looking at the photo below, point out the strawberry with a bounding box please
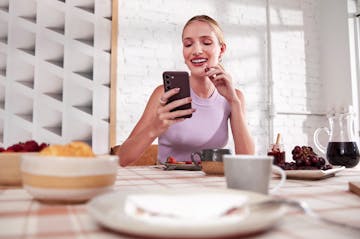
[39,143,49,151]
[23,140,39,152]
[3,149,14,152]
[166,156,177,164]
[2,140,49,153]
[7,144,23,152]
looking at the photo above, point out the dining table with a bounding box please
[0,165,360,239]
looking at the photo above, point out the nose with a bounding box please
[192,42,203,56]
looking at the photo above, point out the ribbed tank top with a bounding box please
[158,88,231,163]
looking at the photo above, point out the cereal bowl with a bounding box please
[0,152,38,185]
[194,149,231,175]
[21,155,118,203]
[201,161,225,175]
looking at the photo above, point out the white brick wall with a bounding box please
[115,0,332,160]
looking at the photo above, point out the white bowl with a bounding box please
[0,152,38,185]
[21,154,118,203]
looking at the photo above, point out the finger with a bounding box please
[211,74,228,87]
[205,65,222,72]
[160,109,195,121]
[163,87,180,99]
[205,67,222,79]
[159,88,181,106]
[159,96,167,106]
[165,97,192,111]
[209,72,223,83]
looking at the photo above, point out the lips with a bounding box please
[191,58,207,66]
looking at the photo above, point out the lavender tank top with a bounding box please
[158,88,231,163]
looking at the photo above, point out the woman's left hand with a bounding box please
[205,65,238,103]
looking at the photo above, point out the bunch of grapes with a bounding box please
[0,140,48,153]
[276,145,332,170]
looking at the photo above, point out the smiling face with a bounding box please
[182,20,225,77]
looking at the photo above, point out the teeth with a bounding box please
[191,59,207,63]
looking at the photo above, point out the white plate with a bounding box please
[164,162,202,171]
[279,166,345,180]
[87,189,286,238]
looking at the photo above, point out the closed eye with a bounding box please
[203,40,213,45]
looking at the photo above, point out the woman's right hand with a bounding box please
[116,86,194,167]
[152,87,195,135]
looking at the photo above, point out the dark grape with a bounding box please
[274,145,333,170]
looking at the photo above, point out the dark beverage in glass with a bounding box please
[326,141,360,168]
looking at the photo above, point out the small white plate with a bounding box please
[164,162,202,171]
[279,166,345,180]
[87,188,286,238]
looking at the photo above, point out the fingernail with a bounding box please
[175,88,180,91]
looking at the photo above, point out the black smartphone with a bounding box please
[162,71,192,118]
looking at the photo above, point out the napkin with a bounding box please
[124,193,249,224]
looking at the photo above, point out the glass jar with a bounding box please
[268,144,286,166]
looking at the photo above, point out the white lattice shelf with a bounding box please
[0,0,112,154]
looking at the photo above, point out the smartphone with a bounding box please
[162,71,192,118]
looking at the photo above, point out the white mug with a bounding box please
[223,155,286,194]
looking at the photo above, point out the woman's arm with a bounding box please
[205,65,255,154]
[116,85,195,166]
[229,89,255,154]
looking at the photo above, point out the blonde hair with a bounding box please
[182,15,225,45]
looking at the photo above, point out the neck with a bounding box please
[190,75,215,98]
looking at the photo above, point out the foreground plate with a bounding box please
[278,166,345,180]
[87,189,286,238]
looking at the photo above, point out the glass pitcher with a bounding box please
[313,111,360,168]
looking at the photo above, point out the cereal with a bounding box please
[40,141,94,157]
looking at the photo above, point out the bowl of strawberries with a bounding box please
[0,140,48,185]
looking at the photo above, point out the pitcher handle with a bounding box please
[313,127,329,154]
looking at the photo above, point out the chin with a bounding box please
[189,66,206,76]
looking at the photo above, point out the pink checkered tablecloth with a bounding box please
[1,166,360,239]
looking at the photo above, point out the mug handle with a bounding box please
[190,152,202,164]
[269,165,286,194]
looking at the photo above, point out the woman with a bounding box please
[116,15,255,166]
